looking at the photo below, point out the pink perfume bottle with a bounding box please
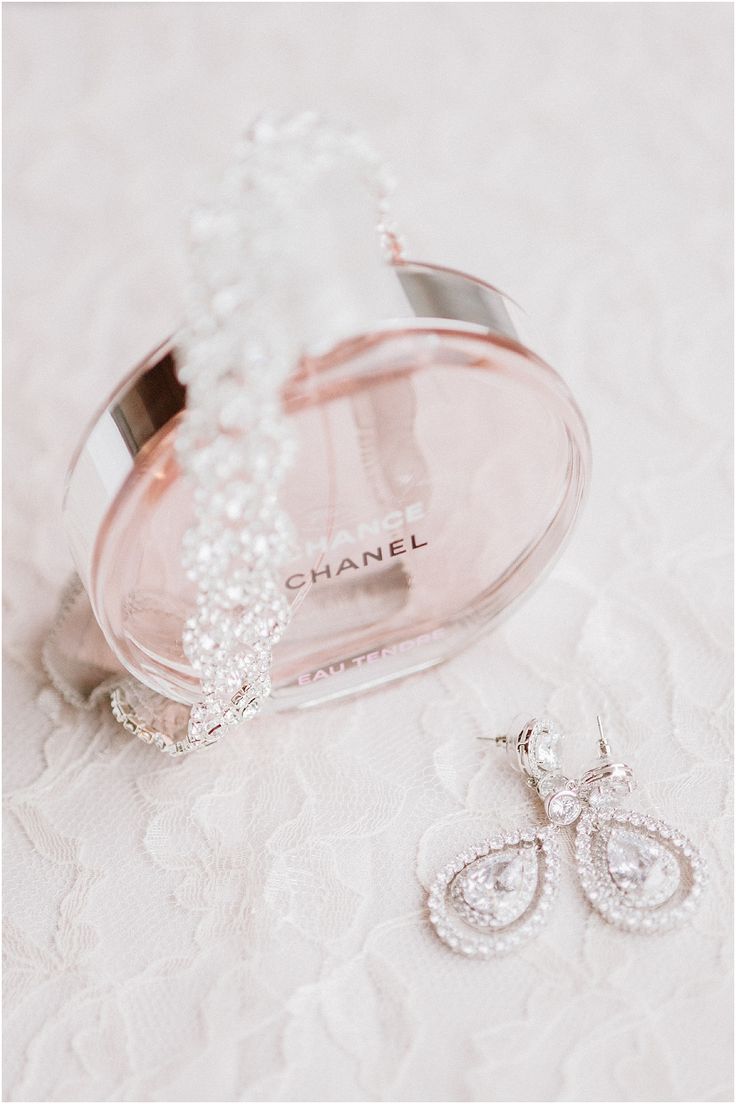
[63,258,590,711]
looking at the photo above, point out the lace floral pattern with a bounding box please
[3,4,732,1101]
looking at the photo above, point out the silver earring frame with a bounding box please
[427,716,706,957]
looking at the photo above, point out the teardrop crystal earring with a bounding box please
[426,716,706,957]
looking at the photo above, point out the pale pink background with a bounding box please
[3,4,733,1101]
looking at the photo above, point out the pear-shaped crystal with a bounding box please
[429,828,560,955]
[575,810,705,933]
[606,827,680,908]
[454,848,538,928]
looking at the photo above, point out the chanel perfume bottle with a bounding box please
[63,258,590,712]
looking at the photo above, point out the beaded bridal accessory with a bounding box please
[169,114,401,753]
[60,114,402,756]
[427,716,706,957]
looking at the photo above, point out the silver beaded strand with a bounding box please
[114,114,402,754]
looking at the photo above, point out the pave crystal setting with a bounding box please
[575,808,706,932]
[427,717,706,955]
[428,827,560,956]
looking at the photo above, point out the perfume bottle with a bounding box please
[63,258,590,711]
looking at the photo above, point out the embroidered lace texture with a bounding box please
[4,4,732,1101]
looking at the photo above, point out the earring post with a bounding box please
[596,714,611,760]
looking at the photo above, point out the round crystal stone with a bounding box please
[536,773,570,798]
[546,790,582,825]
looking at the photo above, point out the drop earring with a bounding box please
[426,716,706,957]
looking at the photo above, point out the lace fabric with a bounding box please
[3,3,733,1100]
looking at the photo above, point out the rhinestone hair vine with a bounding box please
[427,716,706,957]
[110,113,404,755]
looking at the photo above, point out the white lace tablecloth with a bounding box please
[4,5,732,1101]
